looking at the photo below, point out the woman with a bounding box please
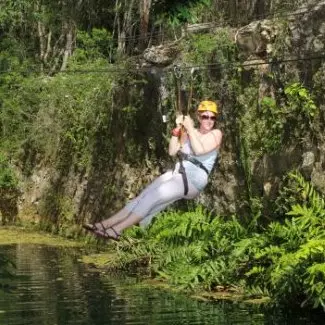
[83,100,223,240]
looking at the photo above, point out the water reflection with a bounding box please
[0,245,323,325]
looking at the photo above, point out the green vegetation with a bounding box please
[0,227,83,247]
[240,83,318,158]
[0,154,19,224]
[106,171,325,309]
[0,154,18,190]
[1,62,146,168]
[183,30,237,65]
[0,0,325,313]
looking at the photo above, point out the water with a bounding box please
[0,244,323,325]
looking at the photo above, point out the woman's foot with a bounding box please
[83,223,120,241]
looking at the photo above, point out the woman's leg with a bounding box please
[93,171,174,229]
[139,201,172,227]
[139,186,199,227]
[106,173,199,236]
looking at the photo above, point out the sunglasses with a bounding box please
[200,114,216,121]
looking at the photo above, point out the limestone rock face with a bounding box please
[288,0,325,54]
[235,1,325,60]
[143,44,180,66]
[231,1,325,213]
[235,20,278,58]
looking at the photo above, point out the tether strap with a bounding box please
[177,152,189,195]
[178,152,209,175]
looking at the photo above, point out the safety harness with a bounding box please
[177,151,209,195]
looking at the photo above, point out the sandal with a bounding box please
[102,226,120,242]
[82,223,120,241]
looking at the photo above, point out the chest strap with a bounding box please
[177,151,210,196]
[177,152,209,175]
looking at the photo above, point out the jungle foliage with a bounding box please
[110,171,325,310]
[1,0,325,312]
[0,0,304,73]
[239,82,318,158]
[0,154,19,224]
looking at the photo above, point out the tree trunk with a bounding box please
[60,20,74,71]
[116,0,136,56]
[139,0,152,51]
[37,21,45,71]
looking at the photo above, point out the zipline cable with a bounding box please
[175,53,325,72]
[49,52,325,74]
[1,52,325,76]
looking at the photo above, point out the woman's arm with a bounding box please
[168,130,182,156]
[168,114,185,156]
[183,115,222,155]
[187,128,222,155]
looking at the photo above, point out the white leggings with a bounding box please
[124,170,200,227]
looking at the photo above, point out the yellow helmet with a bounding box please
[197,100,218,114]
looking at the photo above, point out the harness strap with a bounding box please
[177,151,210,196]
[177,153,189,196]
[178,152,209,175]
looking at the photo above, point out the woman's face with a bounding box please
[198,111,216,132]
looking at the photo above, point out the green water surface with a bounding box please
[0,244,323,325]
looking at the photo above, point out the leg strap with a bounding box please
[179,161,189,196]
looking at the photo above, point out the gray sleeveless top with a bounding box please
[175,139,218,191]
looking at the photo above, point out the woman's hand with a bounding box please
[175,114,184,126]
[182,115,194,132]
